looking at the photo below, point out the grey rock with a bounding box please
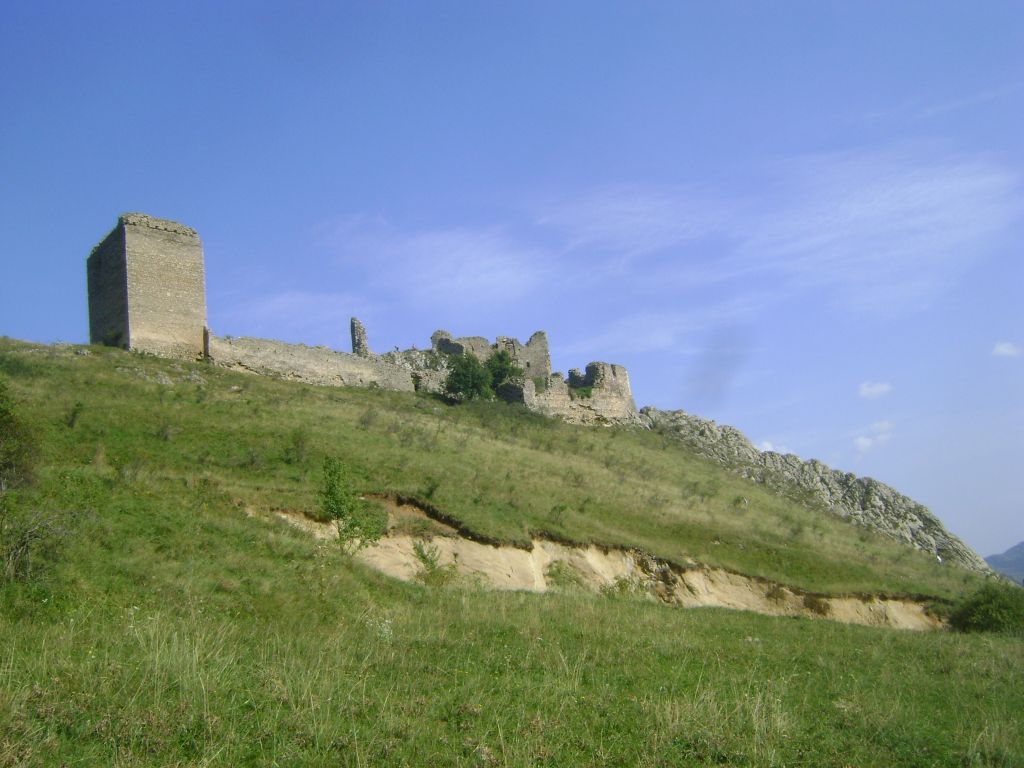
[640,406,990,573]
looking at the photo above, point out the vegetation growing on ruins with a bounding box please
[484,348,524,389]
[0,337,1020,765]
[442,351,494,401]
[443,348,525,403]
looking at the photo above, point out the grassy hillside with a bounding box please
[1,338,1021,766]
[0,339,984,598]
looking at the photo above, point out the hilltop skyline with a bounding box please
[1,2,1021,555]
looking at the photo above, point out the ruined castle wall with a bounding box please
[378,348,449,393]
[86,225,129,348]
[431,329,552,378]
[531,363,639,425]
[207,335,418,391]
[496,331,552,378]
[432,333,493,361]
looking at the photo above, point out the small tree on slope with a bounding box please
[319,457,384,555]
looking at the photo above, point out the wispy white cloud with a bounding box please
[854,419,893,453]
[917,86,1017,118]
[316,217,553,308]
[733,149,1023,313]
[537,184,730,263]
[992,341,1021,358]
[757,440,793,455]
[863,84,1021,124]
[539,148,1022,318]
[560,296,767,360]
[858,380,892,399]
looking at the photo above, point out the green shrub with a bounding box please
[568,385,593,400]
[949,583,1024,635]
[443,354,493,402]
[283,427,310,465]
[412,539,458,586]
[802,594,831,616]
[0,378,38,493]
[545,560,588,591]
[318,457,385,555]
[484,349,523,388]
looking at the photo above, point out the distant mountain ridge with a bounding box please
[986,541,1024,583]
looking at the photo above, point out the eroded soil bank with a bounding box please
[268,497,942,631]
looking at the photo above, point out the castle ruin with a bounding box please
[81,213,992,571]
[87,213,639,425]
[86,213,207,359]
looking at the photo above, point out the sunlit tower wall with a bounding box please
[86,213,208,359]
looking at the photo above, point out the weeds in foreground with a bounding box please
[412,539,458,586]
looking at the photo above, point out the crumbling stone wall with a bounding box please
[350,317,371,356]
[87,213,207,360]
[429,329,552,378]
[430,331,493,361]
[207,335,420,391]
[527,363,640,425]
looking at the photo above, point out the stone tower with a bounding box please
[86,213,208,359]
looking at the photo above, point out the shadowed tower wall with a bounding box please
[87,213,208,359]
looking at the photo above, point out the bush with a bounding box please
[0,501,75,582]
[0,378,38,493]
[318,457,385,555]
[412,539,458,586]
[949,583,1024,635]
[283,427,310,465]
[484,349,523,388]
[443,354,493,402]
[0,379,73,583]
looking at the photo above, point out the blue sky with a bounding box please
[2,2,1021,557]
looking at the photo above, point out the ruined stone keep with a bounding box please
[86,212,639,425]
[87,213,208,359]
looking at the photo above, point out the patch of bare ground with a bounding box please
[262,498,942,631]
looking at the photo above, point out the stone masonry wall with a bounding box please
[524,363,640,425]
[207,335,420,391]
[430,329,552,378]
[496,331,552,378]
[86,224,129,348]
[122,213,208,360]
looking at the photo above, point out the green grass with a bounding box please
[0,339,983,598]
[0,338,1020,766]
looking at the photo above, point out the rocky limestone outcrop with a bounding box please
[640,407,990,573]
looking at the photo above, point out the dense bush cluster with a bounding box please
[443,350,523,403]
[949,582,1024,635]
